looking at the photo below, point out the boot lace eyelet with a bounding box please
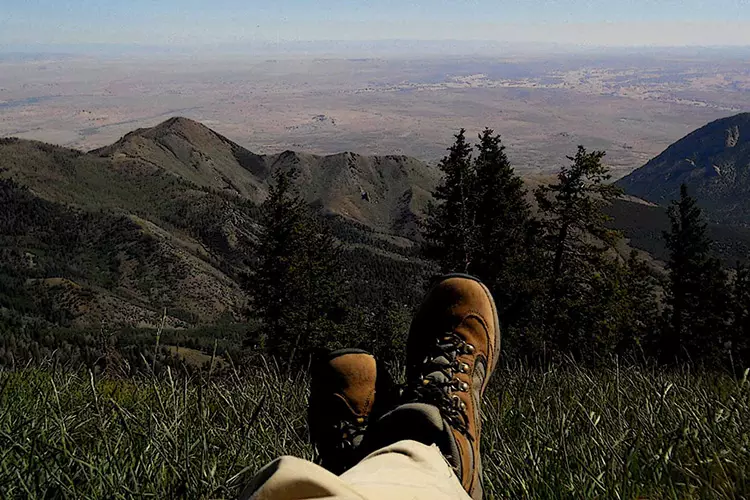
[451,395,467,410]
[450,379,469,393]
[408,331,474,436]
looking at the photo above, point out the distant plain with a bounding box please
[1,49,749,177]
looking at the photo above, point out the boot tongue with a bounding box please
[423,352,454,387]
[428,354,453,368]
[351,433,366,450]
[425,370,451,388]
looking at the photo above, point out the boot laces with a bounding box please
[409,331,474,437]
[334,416,367,450]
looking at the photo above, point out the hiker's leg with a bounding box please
[239,440,469,500]
[341,439,471,500]
[238,455,360,500]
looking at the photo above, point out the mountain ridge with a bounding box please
[617,112,750,225]
[0,120,436,329]
[93,117,439,236]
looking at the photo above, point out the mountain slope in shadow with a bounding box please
[617,112,750,226]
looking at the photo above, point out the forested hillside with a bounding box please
[0,129,432,326]
[2,117,750,372]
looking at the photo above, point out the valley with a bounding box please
[2,50,749,178]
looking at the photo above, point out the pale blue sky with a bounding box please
[2,0,749,47]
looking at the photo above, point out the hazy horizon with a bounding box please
[2,1,749,174]
[3,40,750,61]
[2,0,750,51]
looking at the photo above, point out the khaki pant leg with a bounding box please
[241,440,470,500]
[240,456,367,500]
[341,440,471,500]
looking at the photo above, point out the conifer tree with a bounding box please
[534,146,623,356]
[423,129,475,273]
[252,168,306,348]
[250,167,346,365]
[287,210,347,364]
[472,128,537,328]
[662,184,730,364]
[730,263,750,367]
[536,147,621,284]
[614,251,662,358]
[360,297,410,365]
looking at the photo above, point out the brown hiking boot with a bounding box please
[404,274,501,499]
[308,348,394,475]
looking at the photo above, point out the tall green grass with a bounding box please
[1,360,748,498]
[482,362,749,498]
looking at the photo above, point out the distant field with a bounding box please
[165,345,227,370]
[2,359,747,498]
[1,51,748,176]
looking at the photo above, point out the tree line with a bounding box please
[249,128,750,369]
[424,129,749,367]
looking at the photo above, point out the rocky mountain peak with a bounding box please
[617,112,750,226]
